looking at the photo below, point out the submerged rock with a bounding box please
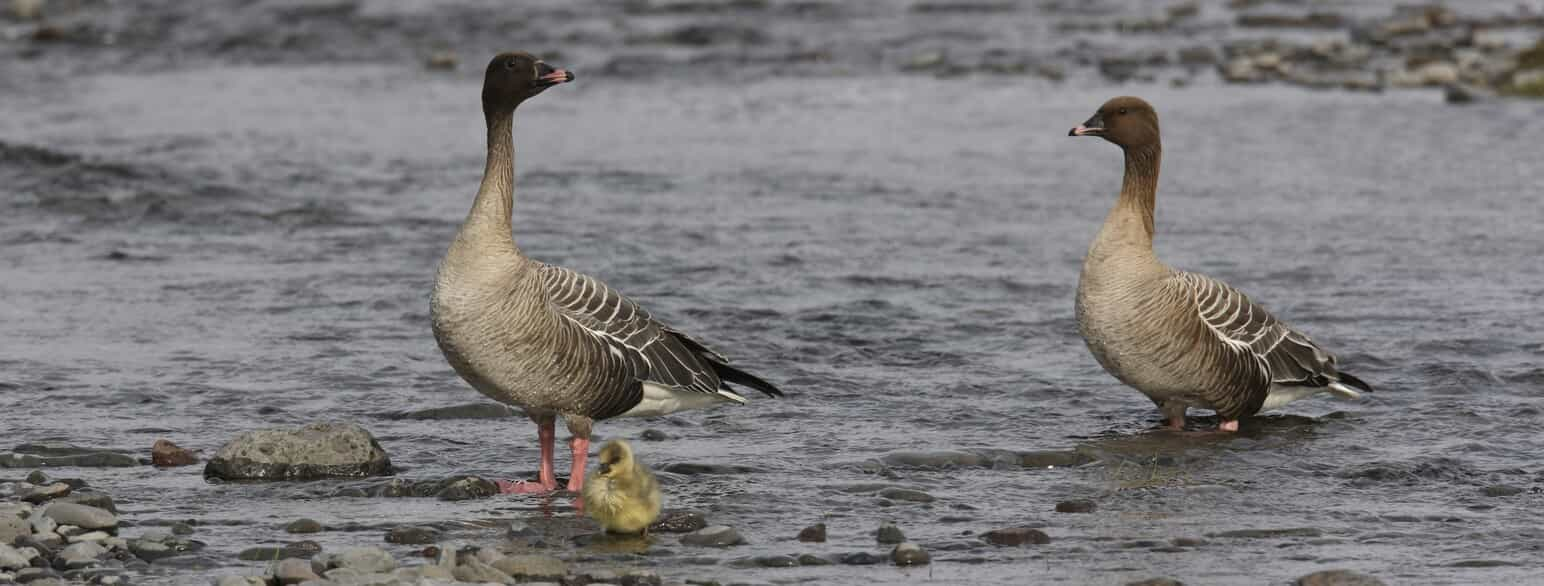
[150,440,198,467]
[490,554,568,581]
[797,523,827,543]
[1127,579,1184,586]
[876,523,905,544]
[270,558,319,584]
[1055,499,1096,513]
[384,525,441,545]
[981,527,1050,546]
[435,475,498,501]
[891,542,930,566]
[839,551,883,565]
[284,518,322,534]
[878,488,934,503]
[680,525,744,547]
[204,422,392,481]
[650,510,707,533]
[42,503,117,530]
[1296,569,1386,586]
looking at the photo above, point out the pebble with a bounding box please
[1126,579,1184,586]
[42,503,117,530]
[639,429,669,441]
[434,476,498,501]
[30,514,58,534]
[797,523,826,543]
[20,482,72,504]
[750,555,798,568]
[271,558,319,585]
[680,526,744,547]
[66,530,110,543]
[328,547,396,573]
[59,541,107,569]
[876,522,905,544]
[1296,570,1386,586]
[452,559,511,583]
[797,553,832,566]
[839,551,883,565]
[285,518,322,534]
[659,462,758,475]
[426,51,459,71]
[1209,527,1321,539]
[1055,499,1096,513]
[981,527,1051,546]
[10,0,43,21]
[1481,484,1524,497]
[384,525,440,545]
[15,567,62,582]
[237,541,321,561]
[491,554,569,580]
[891,542,930,566]
[650,510,707,533]
[0,507,29,545]
[1171,537,1206,547]
[150,440,198,467]
[55,493,116,514]
[0,544,29,570]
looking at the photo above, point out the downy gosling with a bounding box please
[582,440,661,534]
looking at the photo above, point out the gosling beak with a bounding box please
[1069,112,1105,137]
[596,462,611,476]
[533,61,575,89]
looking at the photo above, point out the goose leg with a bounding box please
[566,436,590,493]
[497,416,559,494]
[1159,401,1186,430]
[1217,419,1240,433]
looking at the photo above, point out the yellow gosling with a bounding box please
[582,440,661,534]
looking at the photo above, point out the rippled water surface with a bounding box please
[2,1,1543,585]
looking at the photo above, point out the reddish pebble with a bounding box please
[151,439,198,467]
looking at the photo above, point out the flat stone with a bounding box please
[30,514,57,535]
[20,483,72,504]
[1,506,31,546]
[981,527,1051,546]
[679,526,744,547]
[285,518,323,534]
[14,567,62,582]
[237,541,320,561]
[1055,499,1096,513]
[42,503,117,530]
[639,429,669,441]
[650,510,707,533]
[1296,570,1387,586]
[330,547,396,573]
[891,542,930,566]
[491,554,568,581]
[797,553,832,566]
[877,488,934,503]
[272,558,320,585]
[839,551,883,565]
[876,523,905,544]
[55,493,116,514]
[1481,484,1524,497]
[384,526,440,545]
[434,476,498,501]
[203,422,392,481]
[1171,537,1206,547]
[797,523,826,542]
[1126,579,1184,586]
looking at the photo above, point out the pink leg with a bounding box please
[566,436,590,493]
[496,418,560,494]
[1218,419,1240,433]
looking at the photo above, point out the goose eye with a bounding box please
[1118,108,1128,115]
[504,58,518,70]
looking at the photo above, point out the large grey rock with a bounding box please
[204,422,392,480]
[327,547,396,573]
[42,503,117,530]
[0,543,30,570]
[490,555,568,581]
[271,558,320,585]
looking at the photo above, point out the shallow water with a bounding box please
[2,1,1543,585]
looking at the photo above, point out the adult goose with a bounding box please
[431,53,782,493]
[1067,96,1371,432]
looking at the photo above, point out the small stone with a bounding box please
[284,518,322,534]
[21,483,71,504]
[1178,46,1218,66]
[435,476,498,501]
[797,553,832,566]
[839,551,883,565]
[330,547,395,573]
[1126,579,1184,586]
[10,0,43,21]
[55,493,116,514]
[1295,569,1387,586]
[59,541,107,568]
[981,527,1051,546]
[1171,537,1206,547]
[491,554,568,581]
[639,429,669,441]
[650,510,707,533]
[271,558,319,585]
[1055,499,1096,513]
[30,514,58,535]
[171,522,195,536]
[751,555,798,568]
[797,523,826,543]
[891,542,930,566]
[0,544,29,570]
[452,559,511,583]
[680,526,744,547]
[150,440,198,467]
[385,525,440,545]
[876,523,905,544]
[236,541,320,562]
[427,51,459,71]
[24,470,49,485]
[877,488,934,503]
[42,503,117,530]
[1481,484,1524,497]
[15,567,62,582]
[66,531,110,543]
[0,509,29,546]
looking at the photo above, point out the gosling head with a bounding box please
[594,439,637,479]
[1068,96,1160,150]
[481,52,574,116]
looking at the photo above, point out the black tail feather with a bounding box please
[1336,371,1373,393]
[713,362,783,398]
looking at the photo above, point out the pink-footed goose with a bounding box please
[431,53,781,493]
[1067,96,1371,433]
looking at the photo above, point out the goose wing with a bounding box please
[539,263,728,397]
[1178,271,1347,388]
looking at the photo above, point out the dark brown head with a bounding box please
[482,52,574,117]
[1068,96,1159,150]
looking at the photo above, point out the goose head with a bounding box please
[482,52,574,115]
[1069,96,1160,150]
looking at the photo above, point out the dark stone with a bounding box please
[1171,537,1206,547]
[55,493,116,514]
[435,476,498,501]
[1481,484,1524,497]
[1296,569,1388,585]
[1209,527,1322,539]
[679,526,743,547]
[203,422,392,481]
[752,555,798,567]
[797,523,826,543]
[14,567,62,582]
[20,482,72,504]
[385,526,441,545]
[284,519,322,534]
[170,522,195,535]
[650,510,708,533]
[839,551,883,565]
[150,440,198,467]
[236,541,321,561]
[876,523,905,544]
[981,527,1051,546]
[659,463,758,475]
[639,429,670,441]
[1127,579,1185,586]
[797,553,832,566]
[1055,499,1096,513]
[891,542,930,566]
[1448,560,1519,568]
[877,488,934,503]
